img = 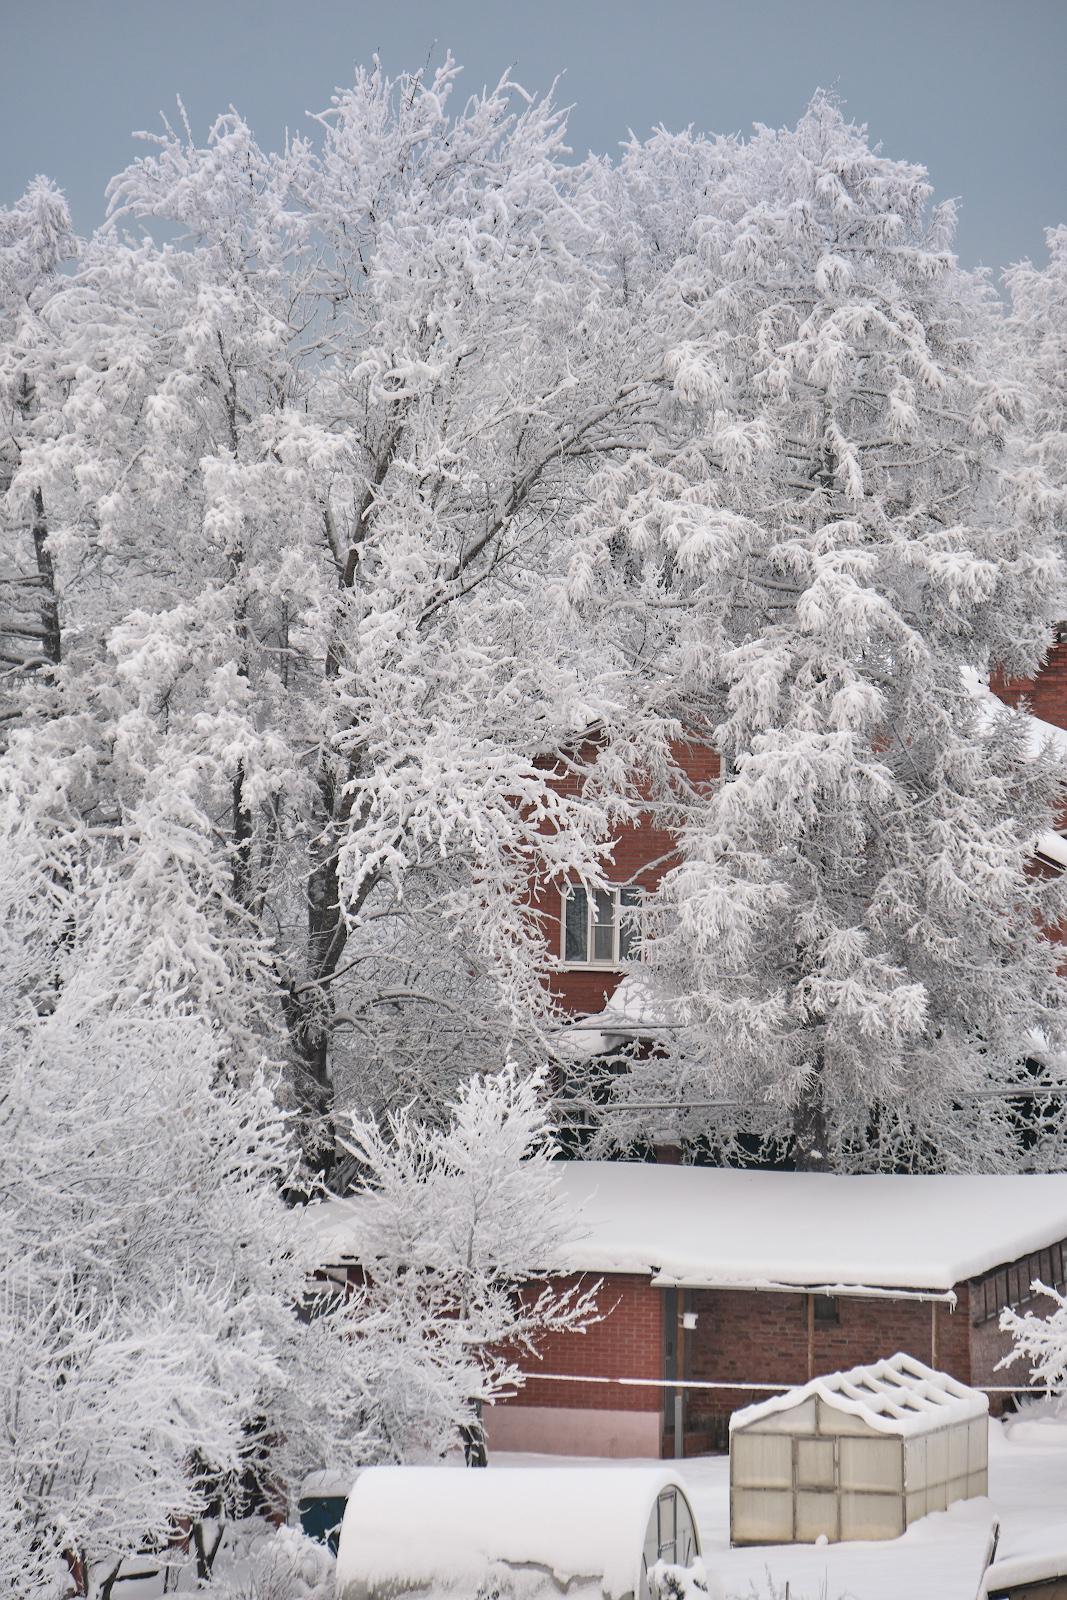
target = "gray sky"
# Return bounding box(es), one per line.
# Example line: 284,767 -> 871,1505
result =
3,0 -> 1065,273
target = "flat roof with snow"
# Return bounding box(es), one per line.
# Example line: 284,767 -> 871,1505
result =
305,1161 -> 1067,1295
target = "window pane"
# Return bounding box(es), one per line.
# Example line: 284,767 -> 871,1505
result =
591,888 -> 615,962
564,887 -> 588,962
618,887 -> 641,960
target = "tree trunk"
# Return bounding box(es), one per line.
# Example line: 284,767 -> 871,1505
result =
31,487 -> 61,667
98,1560 -> 124,1600
792,1053 -> 831,1171
231,759 -> 253,908
461,1404 -> 488,1467
191,1521 -> 226,1582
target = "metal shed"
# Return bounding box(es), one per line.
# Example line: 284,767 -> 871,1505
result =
335,1464 -> 702,1600
729,1352 -> 988,1546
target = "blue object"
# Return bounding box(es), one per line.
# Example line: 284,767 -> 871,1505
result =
298,1493 -> 347,1553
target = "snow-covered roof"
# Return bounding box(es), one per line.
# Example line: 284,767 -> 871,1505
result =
1036,828 -> 1067,869
730,1352 -> 987,1437
564,973 -> 678,1059
979,1545 -> 1067,1597
334,1464 -> 695,1600
305,1161 -> 1067,1295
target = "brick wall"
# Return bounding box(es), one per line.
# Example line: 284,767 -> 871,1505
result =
684,1286 -> 972,1432
505,1273 -> 663,1413
990,649 -> 1067,951
501,1275 -> 982,1439
968,1236 -> 1067,1398
990,638 -> 1067,730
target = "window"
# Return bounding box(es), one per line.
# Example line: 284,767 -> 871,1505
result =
561,885 -> 641,966
813,1294 -> 840,1326
656,1490 -> 678,1563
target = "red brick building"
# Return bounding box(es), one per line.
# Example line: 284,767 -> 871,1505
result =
992,632 -> 1067,732
527,736 -> 719,1021
990,638 -> 1067,879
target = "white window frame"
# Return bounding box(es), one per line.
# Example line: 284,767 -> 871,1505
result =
559,884 -> 642,969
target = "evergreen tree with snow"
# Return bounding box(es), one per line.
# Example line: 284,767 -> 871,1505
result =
1005,224 -> 1067,528
571,95 -> 1067,1171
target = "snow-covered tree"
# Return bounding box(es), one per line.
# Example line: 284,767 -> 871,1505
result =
2,61 -> 670,1172
0,808 -> 373,1596
0,176 -> 76,708
569,95 -> 1067,1171
338,1064 -> 599,1465
1005,224 -> 1067,509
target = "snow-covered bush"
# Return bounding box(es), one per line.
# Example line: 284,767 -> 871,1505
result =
201,1524 -> 335,1600
649,1555 -> 710,1595
1000,1282 -> 1067,1397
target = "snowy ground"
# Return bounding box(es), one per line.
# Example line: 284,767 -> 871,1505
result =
106,1409 -> 1067,1598
494,1409 -> 1067,1600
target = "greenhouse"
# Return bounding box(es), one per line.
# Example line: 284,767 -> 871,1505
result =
729,1352 -> 989,1546
335,1464 -> 702,1600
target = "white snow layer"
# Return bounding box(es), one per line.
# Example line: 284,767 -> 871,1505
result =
305,1161 -> 1067,1293
334,1464 -> 689,1599
1037,828 -> 1067,867
730,1352 -> 987,1437
563,973 -> 679,1059
979,1545 -> 1067,1595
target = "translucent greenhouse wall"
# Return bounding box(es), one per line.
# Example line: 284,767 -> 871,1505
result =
730,1394 -> 988,1545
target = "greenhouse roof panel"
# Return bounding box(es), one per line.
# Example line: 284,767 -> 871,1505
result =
730,1353 -> 988,1436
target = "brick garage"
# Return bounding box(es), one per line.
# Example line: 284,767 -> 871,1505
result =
488,1277 -> 978,1460
310,1164 -> 1067,1461
480,1163 -> 1067,1459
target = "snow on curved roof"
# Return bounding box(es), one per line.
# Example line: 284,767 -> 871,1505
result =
730,1352 -> 988,1437
334,1464 -> 697,1600
979,1545 -> 1067,1598
305,1161 -> 1067,1295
